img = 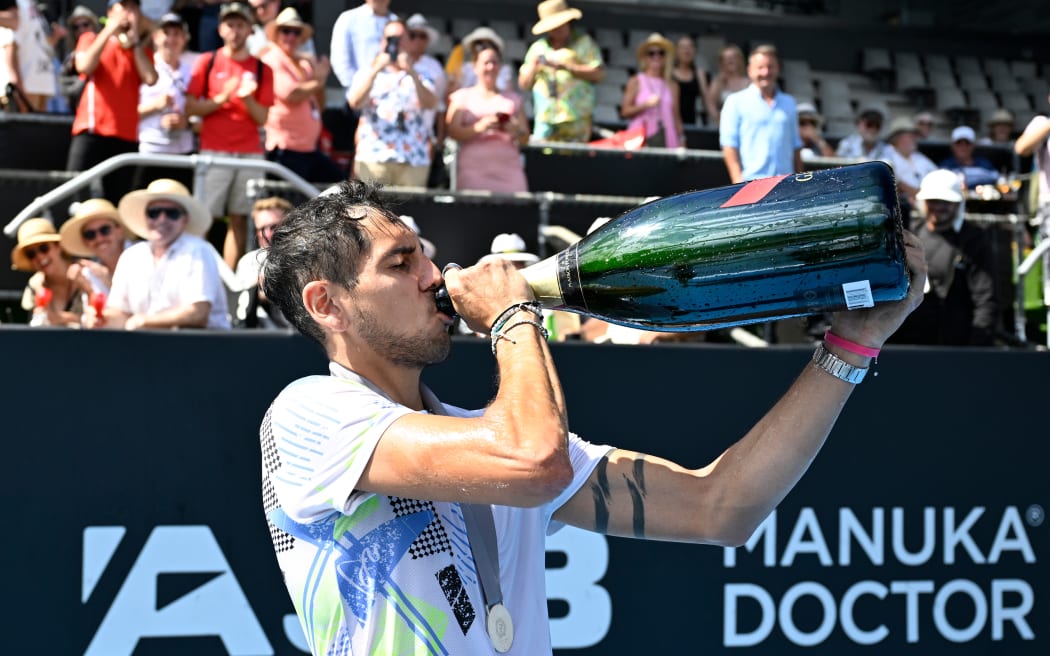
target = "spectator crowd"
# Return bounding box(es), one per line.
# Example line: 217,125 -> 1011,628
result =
3,0 -> 1046,348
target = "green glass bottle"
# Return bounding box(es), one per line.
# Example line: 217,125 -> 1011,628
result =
440,162 -> 910,332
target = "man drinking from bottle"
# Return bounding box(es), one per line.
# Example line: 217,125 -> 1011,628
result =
257,179 -> 926,655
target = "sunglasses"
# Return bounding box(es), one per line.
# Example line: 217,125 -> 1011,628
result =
145,206 -> 186,221
23,243 -> 52,261
407,31 -> 429,40
72,21 -> 94,31
862,119 -> 882,128
82,224 -> 114,242
277,26 -> 303,36
645,50 -> 666,58
799,119 -> 818,127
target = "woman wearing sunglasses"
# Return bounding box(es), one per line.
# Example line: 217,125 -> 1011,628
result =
620,32 -> 683,149
11,218 -> 83,327
259,8 -> 343,183
59,197 -> 132,297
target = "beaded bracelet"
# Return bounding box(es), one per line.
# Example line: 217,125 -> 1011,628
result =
491,319 -> 549,355
490,301 -> 543,335
823,330 -> 881,359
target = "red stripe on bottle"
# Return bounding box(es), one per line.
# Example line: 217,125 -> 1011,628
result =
720,175 -> 789,208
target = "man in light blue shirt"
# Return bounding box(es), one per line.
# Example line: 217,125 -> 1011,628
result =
719,44 -> 803,183
330,0 -> 396,90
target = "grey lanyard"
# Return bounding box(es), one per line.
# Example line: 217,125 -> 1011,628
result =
460,502 -> 504,610
420,386 -> 510,650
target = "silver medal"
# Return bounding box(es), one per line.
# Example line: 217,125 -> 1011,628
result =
486,603 -> 514,653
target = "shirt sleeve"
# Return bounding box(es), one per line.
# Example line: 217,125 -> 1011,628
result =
545,434 -> 615,535
719,93 -> 741,148
329,11 -> 355,88
269,376 -> 416,523
106,248 -> 133,314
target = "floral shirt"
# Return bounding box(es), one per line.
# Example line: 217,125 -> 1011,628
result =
352,67 -> 434,166
521,29 -> 602,128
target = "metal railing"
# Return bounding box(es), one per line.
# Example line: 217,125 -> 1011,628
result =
3,152 -> 321,238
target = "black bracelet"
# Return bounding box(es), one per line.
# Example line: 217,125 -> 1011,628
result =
489,301 -> 542,335
490,319 -> 549,355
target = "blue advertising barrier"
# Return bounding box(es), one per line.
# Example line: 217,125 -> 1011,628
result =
2,328 -> 1045,654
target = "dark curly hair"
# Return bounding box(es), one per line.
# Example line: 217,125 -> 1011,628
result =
260,180 -> 404,347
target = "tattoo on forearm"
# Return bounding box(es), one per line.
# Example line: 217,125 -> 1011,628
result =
589,456 -> 648,537
624,458 -> 647,538
590,457 -> 611,533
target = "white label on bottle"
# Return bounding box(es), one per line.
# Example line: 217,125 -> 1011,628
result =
841,280 -> 874,309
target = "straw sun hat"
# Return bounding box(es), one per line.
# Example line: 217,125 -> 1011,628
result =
118,179 -> 213,239
635,33 -> 673,62
265,7 -> 313,43
531,0 -> 583,36
59,198 -> 124,257
10,218 -> 62,272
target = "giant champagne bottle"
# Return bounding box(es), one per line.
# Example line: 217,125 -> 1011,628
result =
440,161 -> 910,332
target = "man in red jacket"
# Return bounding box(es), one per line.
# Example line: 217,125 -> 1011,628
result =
65,0 -> 157,204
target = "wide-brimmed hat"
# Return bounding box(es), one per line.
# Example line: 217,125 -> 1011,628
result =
886,116 -> 919,142
531,0 -> 582,36
118,179 -> 212,239
987,108 -> 1015,126
796,102 -> 823,127
11,218 -> 62,272
635,32 -> 674,62
462,26 -> 505,56
404,14 -> 439,45
489,233 -> 539,264
67,5 -> 99,28
219,2 -> 252,23
916,169 -> 964,203
265,7 -> 313,43
59,198 -> 124,257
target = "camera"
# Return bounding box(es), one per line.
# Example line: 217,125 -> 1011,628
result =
385,35 -> 400,59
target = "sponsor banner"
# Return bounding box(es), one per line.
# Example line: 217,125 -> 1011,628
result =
3,330 -> 1046,654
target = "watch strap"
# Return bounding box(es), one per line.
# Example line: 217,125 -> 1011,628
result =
812,343 -> 868,384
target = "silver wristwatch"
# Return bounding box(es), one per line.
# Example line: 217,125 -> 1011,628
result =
811,343 -> 868,384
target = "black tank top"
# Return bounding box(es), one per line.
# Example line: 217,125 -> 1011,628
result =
675,70 -> 700,125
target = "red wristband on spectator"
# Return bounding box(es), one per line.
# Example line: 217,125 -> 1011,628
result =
824,330 -> 881,358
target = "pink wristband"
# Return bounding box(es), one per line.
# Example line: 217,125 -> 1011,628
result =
824,330 -> 881,358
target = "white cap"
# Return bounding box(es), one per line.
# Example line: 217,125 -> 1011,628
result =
489,232 -> 539,264
916,169 -> 964,203
951,125 -> 976,143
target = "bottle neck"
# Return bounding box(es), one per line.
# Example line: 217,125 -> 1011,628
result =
519,254 -> 563,309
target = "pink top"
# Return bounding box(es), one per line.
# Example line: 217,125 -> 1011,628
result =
449,86 -> 528,193
261,47 -> 321,152
627,73 -> 680,149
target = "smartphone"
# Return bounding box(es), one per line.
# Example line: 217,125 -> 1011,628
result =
385,35 -> 400,59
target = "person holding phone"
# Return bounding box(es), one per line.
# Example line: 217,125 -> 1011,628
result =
346,18 -> 437,188
446,41 -> 529,192
518,0 -> 605,143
